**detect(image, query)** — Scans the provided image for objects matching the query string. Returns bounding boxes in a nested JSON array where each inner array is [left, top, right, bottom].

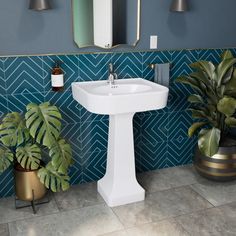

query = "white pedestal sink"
[[72, 78, 169, 207]]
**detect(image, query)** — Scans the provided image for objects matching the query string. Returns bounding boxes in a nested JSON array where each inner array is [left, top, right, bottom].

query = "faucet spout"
[[107, 63, 118, 85]]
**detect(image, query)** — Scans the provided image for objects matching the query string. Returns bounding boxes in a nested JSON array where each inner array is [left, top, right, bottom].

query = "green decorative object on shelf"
[[0, 102, 73, 199], [176, 50, 236, 181]]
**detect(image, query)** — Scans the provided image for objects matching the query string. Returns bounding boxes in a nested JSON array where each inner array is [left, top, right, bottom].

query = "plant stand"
[[15, 190, 50, 214]]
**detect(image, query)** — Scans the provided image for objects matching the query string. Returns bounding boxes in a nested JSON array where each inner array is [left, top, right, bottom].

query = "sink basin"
[[72, 78, 169, 207], [72, 78, 169, 115]]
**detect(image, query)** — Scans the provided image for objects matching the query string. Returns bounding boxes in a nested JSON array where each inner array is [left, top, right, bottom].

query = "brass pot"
[[15, 165, 46, 201], [194, 145, 236, 182]]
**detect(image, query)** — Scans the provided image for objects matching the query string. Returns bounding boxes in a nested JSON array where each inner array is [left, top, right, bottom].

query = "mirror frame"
[[71, 0, 141, 49]]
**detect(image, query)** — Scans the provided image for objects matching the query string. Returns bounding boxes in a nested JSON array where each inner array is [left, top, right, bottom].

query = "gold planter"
[[194, 145, 236, 181], [15, 166, 46, 201]]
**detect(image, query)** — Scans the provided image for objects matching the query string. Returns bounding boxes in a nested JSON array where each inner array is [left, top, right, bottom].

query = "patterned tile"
[[80, 105, 108, 123], [0, 58, 6, 95], [7, 92, 44, 114], [45, 91, 81, 124], [69, 165, 83, 186], [168, 82, 193, 112], [43, 55, 79, 92], [167, 50, 198, 112], [198, 48, 224, 65], [142, 50, 172, 81], [0, 95, 8, 119], [140, 141, 168, 171], [61, 123, 82, 165], [4, 56, 44, 95], [135, 149, 143, 173], [168, 110, 193, 141], [82, 150, 107, 182], [61, 123, 83, 185], [111, 52, 143, 78], [1, 48, 236, 198], [0, 167, 14, 198], [170, 49, 199, 81], [229, 48, 236, 57], [141, 113, 169, 144], [78, 53, 112, 81], [80, 120, 109, 154], [167, 137, 197, 167]]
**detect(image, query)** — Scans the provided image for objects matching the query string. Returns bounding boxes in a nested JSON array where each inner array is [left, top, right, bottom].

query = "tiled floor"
[[1, 165, 236, 236]]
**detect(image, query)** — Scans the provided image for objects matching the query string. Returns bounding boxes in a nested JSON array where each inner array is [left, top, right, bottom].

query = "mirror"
[[72, 0, 141, 49]]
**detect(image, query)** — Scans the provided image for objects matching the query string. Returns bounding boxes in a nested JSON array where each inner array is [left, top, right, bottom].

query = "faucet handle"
[[108, 63, 114, 74]]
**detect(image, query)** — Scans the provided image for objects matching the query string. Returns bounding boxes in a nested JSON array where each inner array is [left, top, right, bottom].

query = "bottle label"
[[51, 74, 64, 87]]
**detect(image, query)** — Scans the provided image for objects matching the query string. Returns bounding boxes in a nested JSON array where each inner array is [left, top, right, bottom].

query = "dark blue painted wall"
[[0, 0, 236, 55]]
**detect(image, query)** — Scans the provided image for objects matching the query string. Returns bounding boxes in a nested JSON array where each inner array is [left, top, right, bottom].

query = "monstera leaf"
[[0, 112, 30, 147], [0, 147, 14, 173], [16, 144, 41, 170], [50, 139, 72, 174], [198, 128, 221, 157], [38, 163, 70, 192], [25, 102, 62, 148]]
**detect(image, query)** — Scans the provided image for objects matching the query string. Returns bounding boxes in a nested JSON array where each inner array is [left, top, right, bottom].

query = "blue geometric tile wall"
[[0, 48, 231, 197]]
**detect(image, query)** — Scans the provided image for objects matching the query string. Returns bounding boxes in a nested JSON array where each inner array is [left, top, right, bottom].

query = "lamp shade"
[[29, 0, 51, 11], [170, 0, 188, 12]]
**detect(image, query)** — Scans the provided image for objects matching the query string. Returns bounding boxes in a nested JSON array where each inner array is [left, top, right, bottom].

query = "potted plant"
[[176, 50, 236, 181], [0, 102, 73, 201]]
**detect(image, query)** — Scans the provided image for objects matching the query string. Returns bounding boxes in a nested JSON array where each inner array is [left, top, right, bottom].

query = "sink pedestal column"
[[98, 113, 145, 207]]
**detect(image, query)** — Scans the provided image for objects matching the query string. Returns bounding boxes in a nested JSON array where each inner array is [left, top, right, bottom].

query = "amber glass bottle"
[[51, 62, 64, 92]]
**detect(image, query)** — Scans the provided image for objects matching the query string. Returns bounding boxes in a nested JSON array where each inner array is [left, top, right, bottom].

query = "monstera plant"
[[176, 50, 236, 157], [0, 102, 73, 192]]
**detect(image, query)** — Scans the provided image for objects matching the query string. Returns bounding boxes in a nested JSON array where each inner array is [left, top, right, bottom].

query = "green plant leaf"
[[221, 67, 234, 85], [225, 69, 236, 95], [0, 112, 30, 147], [175, 76, 202, 93], [16, 144, 41, 170], [198, 127, 221, 157], [216, 58, 236, 87], [221, 50, 234, 60], [191, 61, 216, 80], [50, 139, 72, 174], [0, 147, 14, 173], [188, 122, 207, 137], [217, 97, 236, 117], [189, 108, 208, 119], [38, 163, 70, 192], [225, 117, 236, 127], [25, 102, 62, 148], [189, 71, 211, 87], [188, 94, 204, 104]]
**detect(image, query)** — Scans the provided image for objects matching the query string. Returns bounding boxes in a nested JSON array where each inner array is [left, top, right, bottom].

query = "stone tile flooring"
[[1, 165, 236, 236]]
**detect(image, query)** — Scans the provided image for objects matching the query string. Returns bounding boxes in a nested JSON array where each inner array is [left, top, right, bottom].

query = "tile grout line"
[[188, 184, 225, 208]]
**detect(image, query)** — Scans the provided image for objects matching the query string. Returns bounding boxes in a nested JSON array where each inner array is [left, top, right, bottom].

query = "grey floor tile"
[[0, 196, 59, 224], [54, 182, 104, 211], [0, 224, 9, 236], [125, 219, 190, 236], [175, 201, 236, 236], [9, 204, 124, 236], [190, 179, 236, 206], [112, 186, 212, 228], [101, 230, 128, 236], [101, 219, 190, 236], [137, 165, 203, 193]]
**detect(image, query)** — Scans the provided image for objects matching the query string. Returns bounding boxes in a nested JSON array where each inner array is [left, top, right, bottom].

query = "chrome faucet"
[[107, 63, 118, 85]]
